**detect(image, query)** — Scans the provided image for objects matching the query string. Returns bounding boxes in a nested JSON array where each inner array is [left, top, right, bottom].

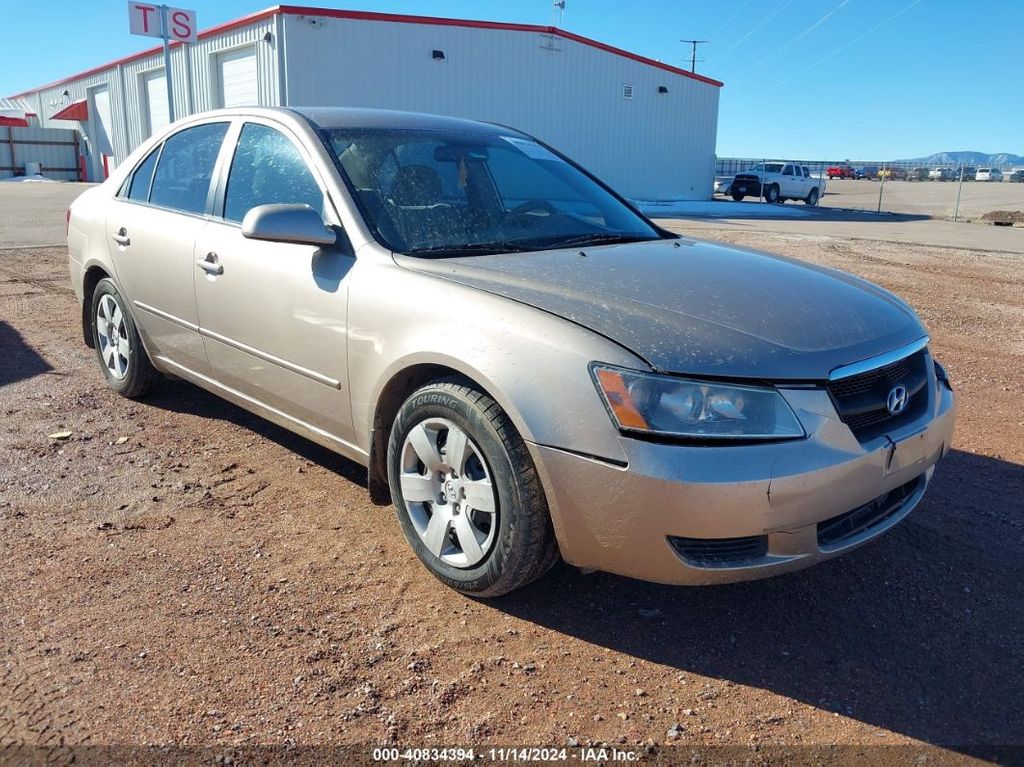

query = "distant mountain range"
[[896, 151, 1024, 165]]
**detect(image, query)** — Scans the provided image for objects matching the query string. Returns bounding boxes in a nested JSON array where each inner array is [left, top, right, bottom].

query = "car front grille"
[[817, 474, 925, 548], [826, 349, 929, 440], [668, 534, 768, 568]]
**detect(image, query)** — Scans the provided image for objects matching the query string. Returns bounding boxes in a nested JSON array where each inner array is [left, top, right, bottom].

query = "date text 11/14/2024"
[[372, 746, 642, 762]]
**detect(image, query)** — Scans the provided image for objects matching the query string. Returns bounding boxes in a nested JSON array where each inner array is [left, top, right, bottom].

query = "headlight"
[[591, 364, 805, 440]]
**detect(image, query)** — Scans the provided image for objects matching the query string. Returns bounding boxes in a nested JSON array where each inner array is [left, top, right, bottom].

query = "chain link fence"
[[714, 157, 1024, 222]]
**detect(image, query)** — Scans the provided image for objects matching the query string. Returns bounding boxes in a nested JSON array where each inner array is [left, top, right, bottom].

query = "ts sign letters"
[[127, 2, 198, 44]]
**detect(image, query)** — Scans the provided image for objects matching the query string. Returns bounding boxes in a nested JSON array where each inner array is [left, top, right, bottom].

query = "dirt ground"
[[1, 222, 1022, 763]]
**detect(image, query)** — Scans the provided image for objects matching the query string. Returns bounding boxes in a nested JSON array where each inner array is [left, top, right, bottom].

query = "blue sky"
[[1, 0, 1017, 159]]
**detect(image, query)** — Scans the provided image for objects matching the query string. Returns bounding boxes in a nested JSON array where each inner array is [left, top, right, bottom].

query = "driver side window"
[[222, 123, 325, 224]]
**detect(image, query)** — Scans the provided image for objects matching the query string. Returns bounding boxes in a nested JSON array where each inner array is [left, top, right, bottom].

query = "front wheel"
[[387, 379, 558, 597], [90, 278, 160, 398], [764, 184, 780, 204], [732, 192, 745, 201]]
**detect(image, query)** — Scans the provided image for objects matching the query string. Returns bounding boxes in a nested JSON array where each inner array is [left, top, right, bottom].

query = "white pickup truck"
[[730, 162, 825, 205]]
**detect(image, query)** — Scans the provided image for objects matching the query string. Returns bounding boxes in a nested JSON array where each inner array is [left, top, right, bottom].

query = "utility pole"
[[680, 39, 707, 73]]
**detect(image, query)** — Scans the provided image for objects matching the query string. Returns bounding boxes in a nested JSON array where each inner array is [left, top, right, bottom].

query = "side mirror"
[[241, 204, 337, 247]]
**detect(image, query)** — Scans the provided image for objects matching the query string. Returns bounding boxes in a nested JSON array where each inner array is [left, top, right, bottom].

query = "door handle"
[[112, 228, 130, 246], [196, 252, 223, 276]]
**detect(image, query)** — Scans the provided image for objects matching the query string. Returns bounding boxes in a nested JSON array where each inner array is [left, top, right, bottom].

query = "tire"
[[805, 187, 820, 206], [732, 192, 745, 201], [387, 379, 558, 597], [765, 184, 780, 204], [90, 278, 161, 398]]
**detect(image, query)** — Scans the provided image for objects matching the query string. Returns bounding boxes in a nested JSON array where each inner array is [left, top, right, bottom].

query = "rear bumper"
[[529, 373, 956, 586]]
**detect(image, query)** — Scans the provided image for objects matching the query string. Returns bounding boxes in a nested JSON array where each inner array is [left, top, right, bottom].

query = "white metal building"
[[9, 6, 722, 199]]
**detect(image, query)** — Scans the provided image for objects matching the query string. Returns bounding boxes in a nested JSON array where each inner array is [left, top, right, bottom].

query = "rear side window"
[[223, 123, 324, 223], [149, 122, 229, 215], [126, 148, 160, 201]]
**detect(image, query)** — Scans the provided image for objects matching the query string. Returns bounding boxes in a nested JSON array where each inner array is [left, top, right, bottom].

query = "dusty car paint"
[[68, 107, 956, 587]]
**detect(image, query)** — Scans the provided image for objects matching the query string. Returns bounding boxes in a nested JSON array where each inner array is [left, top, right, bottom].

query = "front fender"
[[347, 257, 646, 464]]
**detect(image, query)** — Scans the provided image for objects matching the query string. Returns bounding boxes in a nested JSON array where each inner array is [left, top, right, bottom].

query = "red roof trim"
[[0, 116, 30, 128], [51, 99, 89, 121], [9, 4, 722, 98]]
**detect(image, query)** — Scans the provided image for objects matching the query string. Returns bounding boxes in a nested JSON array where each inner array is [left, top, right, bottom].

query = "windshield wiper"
[[402, 242, 536, 257], [548, 233, 660, 249]]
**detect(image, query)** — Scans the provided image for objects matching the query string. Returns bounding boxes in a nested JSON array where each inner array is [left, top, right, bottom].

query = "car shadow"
[[143, 378, 367, 489], [494, 448, 1023, 758], [0, 321, 53, 386]]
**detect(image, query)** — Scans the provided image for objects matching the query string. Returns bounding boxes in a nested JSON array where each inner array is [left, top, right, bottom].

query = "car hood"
[[395, 238, 926, 380]]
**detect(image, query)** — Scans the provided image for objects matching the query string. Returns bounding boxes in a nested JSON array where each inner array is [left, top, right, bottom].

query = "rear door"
[[193, 119, 357, 447], [106, 120, 230, 377]]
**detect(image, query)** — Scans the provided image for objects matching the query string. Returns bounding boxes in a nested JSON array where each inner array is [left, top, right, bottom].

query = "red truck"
[[827, 164, 857, 180]]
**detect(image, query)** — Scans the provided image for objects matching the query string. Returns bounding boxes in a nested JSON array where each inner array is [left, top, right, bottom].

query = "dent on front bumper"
[[528, 366, 956, 586]]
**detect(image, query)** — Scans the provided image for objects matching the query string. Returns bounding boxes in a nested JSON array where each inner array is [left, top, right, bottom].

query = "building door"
[[217, 48, 258, 107], [142, 69, 170, 138], [88, 84, 115, 179]]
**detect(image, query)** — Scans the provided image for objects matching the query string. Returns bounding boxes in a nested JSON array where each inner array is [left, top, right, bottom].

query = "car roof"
[[286, 106, 526, 136]]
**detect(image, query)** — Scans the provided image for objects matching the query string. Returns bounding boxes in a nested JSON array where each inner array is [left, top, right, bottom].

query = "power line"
[[730, 0, 853, 82], [680, 39, 708, 73], [767, 0, 924, 91], [705, 0, 796, 65]]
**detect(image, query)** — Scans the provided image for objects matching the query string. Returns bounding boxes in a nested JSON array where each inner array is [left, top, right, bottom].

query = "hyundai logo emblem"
[[886, 384, 909, 415]]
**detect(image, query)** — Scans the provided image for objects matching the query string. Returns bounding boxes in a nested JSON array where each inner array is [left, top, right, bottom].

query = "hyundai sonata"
[[67, 107, 956, 596]]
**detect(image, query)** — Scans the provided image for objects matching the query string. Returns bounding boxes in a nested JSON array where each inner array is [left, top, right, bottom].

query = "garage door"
[[90, 85, 114, 156], [218, 48, 258, 108], [142, 70, 169, 137]]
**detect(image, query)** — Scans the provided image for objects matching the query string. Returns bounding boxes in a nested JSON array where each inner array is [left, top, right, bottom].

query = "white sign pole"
[[160, 4, 175, 123]]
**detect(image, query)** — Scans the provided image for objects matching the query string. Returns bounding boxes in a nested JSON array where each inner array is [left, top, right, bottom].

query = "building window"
[[622, 83, 634, 100]]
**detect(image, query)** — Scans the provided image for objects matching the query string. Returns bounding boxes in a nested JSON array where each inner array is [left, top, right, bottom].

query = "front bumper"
[[731, 176, 763, 197], [529, 368, 956, 585]]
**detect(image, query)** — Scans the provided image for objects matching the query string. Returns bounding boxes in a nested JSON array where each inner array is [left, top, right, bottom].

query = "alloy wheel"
[[96, 293, 130, 380], [399, 418, 498, 568]]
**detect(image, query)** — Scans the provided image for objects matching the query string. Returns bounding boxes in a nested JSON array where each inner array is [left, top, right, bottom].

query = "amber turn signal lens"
[[594, 367, 650, 430]]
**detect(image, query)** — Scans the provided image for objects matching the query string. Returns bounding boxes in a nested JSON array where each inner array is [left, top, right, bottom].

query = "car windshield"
[[321, 127, 661, 256]]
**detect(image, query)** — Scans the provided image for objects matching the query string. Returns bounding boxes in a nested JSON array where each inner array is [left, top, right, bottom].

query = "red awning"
[[0, 116, 29, 127], [51, 99, 88, 121]]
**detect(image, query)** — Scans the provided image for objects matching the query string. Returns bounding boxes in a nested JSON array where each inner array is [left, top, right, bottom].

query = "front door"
[[193, 120, 356, 447], [780, 164, 803, 198], [107, 120, 230, 376]]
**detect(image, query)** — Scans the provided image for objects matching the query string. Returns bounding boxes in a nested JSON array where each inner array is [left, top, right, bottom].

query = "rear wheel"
[[805, 187, 820, 206], [764, 184, 780, 204], [90, 278, 160, 398], [387, 379, 558, 597]]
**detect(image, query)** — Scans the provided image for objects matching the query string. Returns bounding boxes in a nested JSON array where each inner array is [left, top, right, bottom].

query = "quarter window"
[[124, 147, 160, 201], [149, 122, 229, 214], [223, 123, 324, 223]]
